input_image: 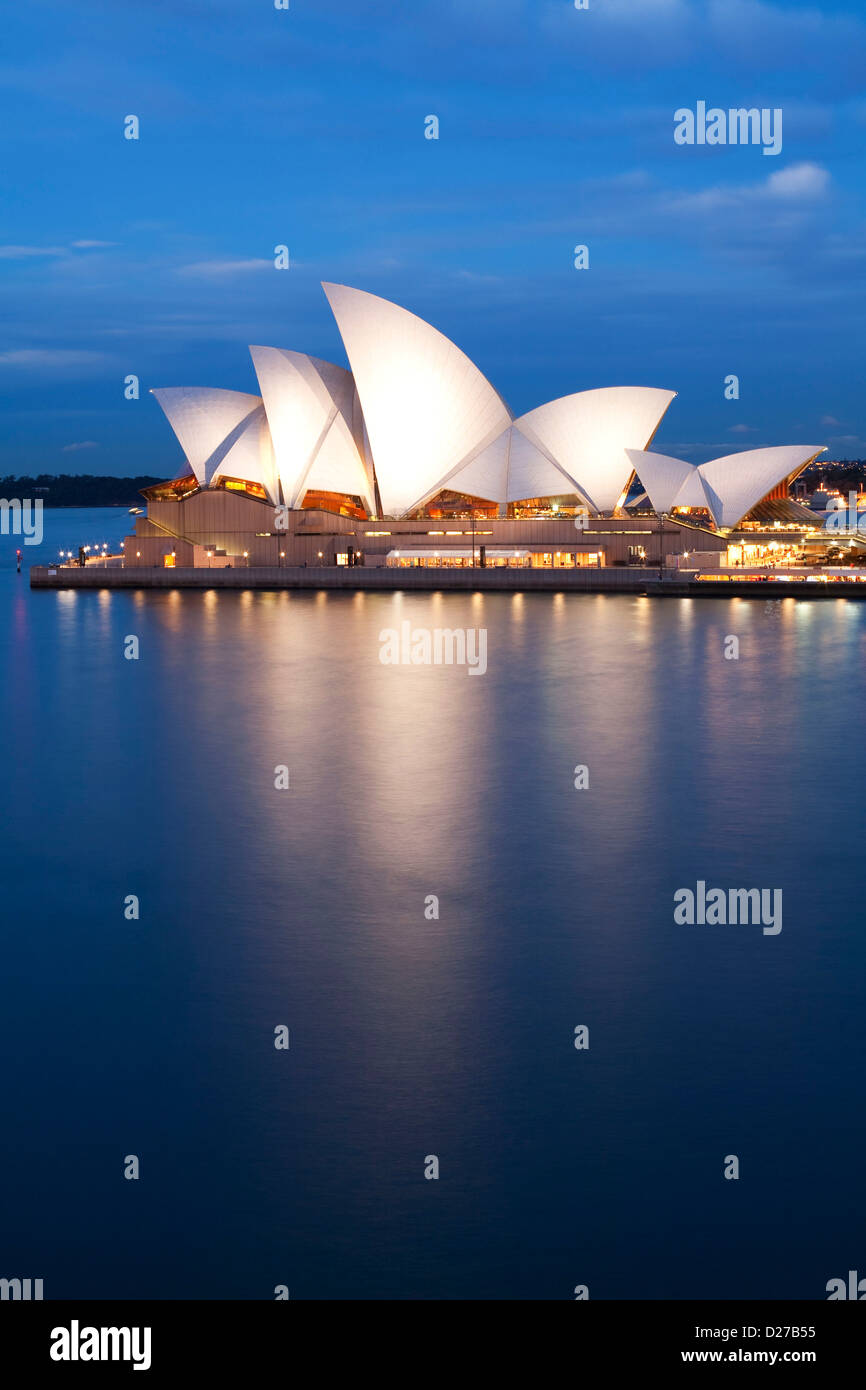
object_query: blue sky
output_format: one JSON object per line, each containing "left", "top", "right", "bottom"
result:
{"left": 2, "top": 0, "right": 865, "bottom": 476}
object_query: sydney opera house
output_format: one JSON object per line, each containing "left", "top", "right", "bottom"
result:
{"left": 124, "top": 283, "right": 826, "bottom": 572}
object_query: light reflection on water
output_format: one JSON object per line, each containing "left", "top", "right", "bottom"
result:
{"left": 1, "top": 551, "right": 864, "bottom": 1299}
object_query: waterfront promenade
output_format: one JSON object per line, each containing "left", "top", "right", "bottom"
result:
{"left": 28, "top": 564, "right": 866, "bottom": 598}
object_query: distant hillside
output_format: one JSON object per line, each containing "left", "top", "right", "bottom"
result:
{"left": 0, "top": 474, "right": 164, "bottom": 507}
{"left": 802, "top": 461, "right": 866, "bottom": 489}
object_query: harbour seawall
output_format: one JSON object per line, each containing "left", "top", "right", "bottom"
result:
{"left": 27, "top": 564, "right": 866, "bottom": 598}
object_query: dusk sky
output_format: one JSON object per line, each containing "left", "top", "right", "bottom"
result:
{"left": 3, "top": 0, "right": 865, "bottom": 477}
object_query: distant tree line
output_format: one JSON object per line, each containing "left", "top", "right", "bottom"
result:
{"left": 0, "top": 474, "right": 163, "bottom": 506}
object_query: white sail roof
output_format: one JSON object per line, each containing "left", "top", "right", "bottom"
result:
{"left": 421, "top": 424, "right": 586, "bottom": 510}
{"left": 151, "top": 288, "right": 818, "bottom": 531}
{"left": 625, "top": 450, "right": 708, "bottom": 517}
{"left": 249, "top": 346, "right": 372, "bottom": 510}
{"left": 423, "top": 388, "right": 675, "bottom": 513}
{"left": 507, "top": 425, "right": 585, "bottom": 503}
{"left": 628, "top": 445, "right": 826, "bottom": 528}
{"left": 699, "top": 445, "right": 825, "bottom": 528}
{"left": 516, "top": 387, "right": 677, "bottom": 514}
{"left": 420, "top": 426, "right": 511, "bottom": 510}
{"left": 209, "top": 403, "right": 278, "bottom": 500}
{"left": 301, "top": 410, "right": 374, "bottom": 507}
{"left": 150, "top": 387, "right": 264, "bottom": 488}
{"left": 322, "top": 282, "right": 513, "bottom": 517}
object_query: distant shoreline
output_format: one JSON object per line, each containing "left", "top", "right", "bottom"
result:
{"left": 1, "top": 476, "right": 162, "bottom": 508}
{"left": 30, "top": 508, "right": 142, "bottom": 514}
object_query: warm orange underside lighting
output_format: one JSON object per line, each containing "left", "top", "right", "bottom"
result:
{"left": 301, "top": 490, "right": 368, "bottom": 521}
{"left": 141, "top": 474, "right": 198, "bottom": 502}
{"left": 219, "top": 476, "right": 268, "bottom": 500}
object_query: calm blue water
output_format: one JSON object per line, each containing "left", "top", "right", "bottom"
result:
{"left": 1, "top": 509, "right": 864, "bottom": 1299}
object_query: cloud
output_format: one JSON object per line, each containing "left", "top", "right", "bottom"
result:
{"left": 454, "top": 269, "right": 503, "bottom": 284}
{"left": 666, "top": 162, "right": 830, "bottom": 217}
{"left": 0, "top": 349, "right": 108, "bottom": 369}
{"left": 821, "top": 415, "right": 841, "bottom": 427}
{"left": 728, "top": 423, "right": 754, "bottom": 433}
{"left": 706, "top": 0, "right": 866, "bottom": 79}
{"left": 0, "top": 240, "right": 119, "bottom": 260}
{"left": 765, "top": 163, "right": 831, "bottom": 199}
{"left": 177, "top": 258, "right": 273, "bottom": 277}
{"left": 61, "top": 440, "right": 100, "bottom": 452}
{"left": 0, "top": 244, "right": 65, "bottom": 258}
{"left": 541, "top": 0, "right": 696, "bottom": 66}
{"left": 542, "top": 0, "right": 866, "bottom": 84}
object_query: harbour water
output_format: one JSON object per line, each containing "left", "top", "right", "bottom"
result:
{"left": 1, "top": 510, "right": 863, "bottom": 1298}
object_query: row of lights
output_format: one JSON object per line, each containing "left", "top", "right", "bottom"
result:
{"left": 59, "top": 543, "right": 112, "bottom": 560}
{"left": 137, "top": 547, "right": 336, "bottom": 566}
